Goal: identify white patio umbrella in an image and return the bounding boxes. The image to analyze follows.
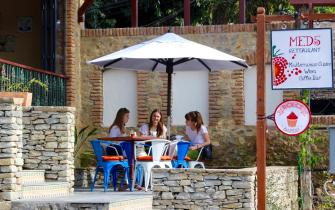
[88,32,248,137]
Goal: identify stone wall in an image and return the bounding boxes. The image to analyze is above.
[152,167,298,210]
[22,106,75,187]
[0,101,23,203]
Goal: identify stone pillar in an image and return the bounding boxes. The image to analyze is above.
[0,99,23,205]
[22,106,75,191]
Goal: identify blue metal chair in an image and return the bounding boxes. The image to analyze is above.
[90,140,130,192]
[172,141,190,168]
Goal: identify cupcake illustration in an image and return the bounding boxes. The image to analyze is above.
[287,112,298,127]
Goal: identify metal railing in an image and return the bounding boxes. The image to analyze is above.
[0,58,67,106]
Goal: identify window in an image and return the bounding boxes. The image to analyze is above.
[244,65,283,126]
[103,70,137,127]
[310,99,335,115]
[172,71,209,125]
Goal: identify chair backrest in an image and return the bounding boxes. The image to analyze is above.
[136,139,170,161]
[91,140,123,163]
[177,141,190,161]
[167,140,179,159]
[120,142,132,159]
[91,140,104,164]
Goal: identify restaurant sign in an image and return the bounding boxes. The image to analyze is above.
[271,28,333,89]
[274,100,311,136]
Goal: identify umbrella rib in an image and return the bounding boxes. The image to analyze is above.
[196,58,212,72]
[173,58,194,65]
[103,58,122,68]
[231,60,249,68]
[151,61,159,71]
[151,59,167,65]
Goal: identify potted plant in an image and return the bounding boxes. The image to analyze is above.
[74,126,100,168]
[0,76,48,106]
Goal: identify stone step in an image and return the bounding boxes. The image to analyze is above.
[22,182,70,199]
[18,170,45,185]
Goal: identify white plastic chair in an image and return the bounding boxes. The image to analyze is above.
[133,139,171,191]
[188,147,205,169]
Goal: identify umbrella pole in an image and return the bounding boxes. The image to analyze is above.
[166,61,173,140]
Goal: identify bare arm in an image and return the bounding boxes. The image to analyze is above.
[189,133,210,150]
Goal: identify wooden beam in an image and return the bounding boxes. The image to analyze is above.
[78,0,95,23]
[239,0,246,23]
[184,0,191,26]
[260,13,335,23]
[301,13,335,21]
[290,0,335,6]
[131,0,138,27]
[256,7,267,210]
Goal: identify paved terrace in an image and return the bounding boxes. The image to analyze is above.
[12,188,153,210]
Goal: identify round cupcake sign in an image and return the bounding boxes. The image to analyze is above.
[274,100,311,136]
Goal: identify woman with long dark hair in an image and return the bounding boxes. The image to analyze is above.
[139,109,167,138]
[109,107,130,137]
[184,111,211,152]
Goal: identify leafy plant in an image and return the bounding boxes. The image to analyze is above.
[297,90,326,210]
[188,149,200,160]
[0,76,48,92]
[74,126,100,158]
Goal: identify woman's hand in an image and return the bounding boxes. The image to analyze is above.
[189,145,198,150]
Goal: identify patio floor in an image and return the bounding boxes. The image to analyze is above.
[12,188,153,210]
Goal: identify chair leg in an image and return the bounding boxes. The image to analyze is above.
[90,167,99,192]
[112,167,117,191]
[125,167,132,191]
[140,166,145,186]
[104,168,110,192]
[132,164,137,191]
[120,170,125,189]
[144,168,151,192]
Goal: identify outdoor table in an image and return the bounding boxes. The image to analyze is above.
[98,136,156,188]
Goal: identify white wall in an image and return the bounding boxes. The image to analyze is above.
[103,70,137,127]
[244,65,283,126]
[172,71,209,125]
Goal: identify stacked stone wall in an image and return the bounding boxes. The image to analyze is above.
[152,166,298,210]
[22,106,75,188]
[0,101,23,205]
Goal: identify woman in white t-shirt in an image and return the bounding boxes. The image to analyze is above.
[185,111,211,150]
[139,109,167,138]
[137,109,167,157]
[109,108,130,137]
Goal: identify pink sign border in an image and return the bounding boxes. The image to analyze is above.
[274,100,312,136]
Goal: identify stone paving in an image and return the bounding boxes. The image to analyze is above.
[12,188,153,210]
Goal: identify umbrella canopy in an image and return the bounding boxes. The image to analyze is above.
[88,32,248,137]
[89,32,248,71]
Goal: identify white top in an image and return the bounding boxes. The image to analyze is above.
[109,125,123,137]
[139,123,167,138]
[185,125,208,145]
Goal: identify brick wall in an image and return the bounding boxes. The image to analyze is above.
[64,0,79,107]
[79,24,258,128]
[77,22,335,167]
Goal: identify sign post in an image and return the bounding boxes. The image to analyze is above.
[256,7,266,210]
